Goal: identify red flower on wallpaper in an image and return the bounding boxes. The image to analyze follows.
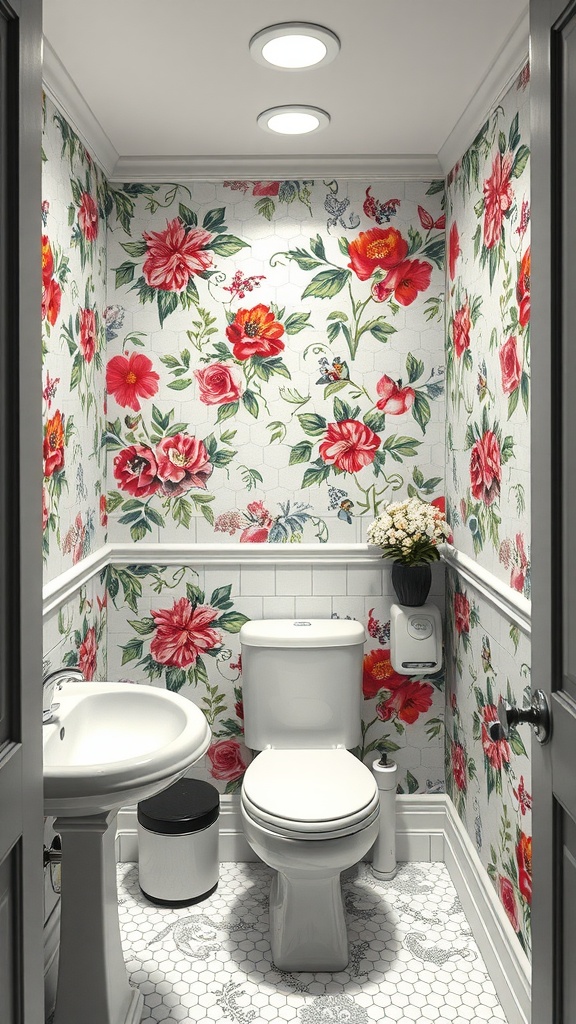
[469,430,501,506]
[42,235,54,287]
[452,299,472,358]
[510,533,529,593]
[483,152,514,249]
[417,206,445,231]
[207,738,249,782]
[513,775,532,816]
[347,226,408,281]
[79,307,97,363]
[362,649,409,699]
[376,679,434,725]
[194,363,243,405]
[99,494,108,528]
[499,335,521,395]
[225,304,285,360]
[142,218,213,292]
[42,277,62,326]
[516,832,532,903]
[371,259,432,306]
[78,626,97,681]
[499,875,519,931]
[448,222,461,281]
[375,374,415,415]
[43,409,65,477]
[150,597,221,669]
[78,191,99,242]
[113,444,161,498]
[106,352,160,411]
[451,741,467,792]
[240,500,273,543]
[517,246,530,328]
[319,419,380,474]
[155,434,213,496]
[481,704,511,769]
[454,591,471,635]
[252,181,280,196]
[42,486,49,531]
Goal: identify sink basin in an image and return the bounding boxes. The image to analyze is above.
[43,680,211,816]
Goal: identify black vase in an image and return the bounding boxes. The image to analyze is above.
[391,562,432,607]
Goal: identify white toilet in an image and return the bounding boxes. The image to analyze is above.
[239,619,380,972]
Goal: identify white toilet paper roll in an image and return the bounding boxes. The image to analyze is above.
[371,757,398,879]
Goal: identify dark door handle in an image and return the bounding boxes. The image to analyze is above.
[488,689,551,745]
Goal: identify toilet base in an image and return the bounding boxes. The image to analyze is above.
[269,870,348,972]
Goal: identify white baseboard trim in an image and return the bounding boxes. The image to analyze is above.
[444,800,531,1024]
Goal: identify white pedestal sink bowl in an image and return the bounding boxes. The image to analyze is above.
[43,677,211,1024]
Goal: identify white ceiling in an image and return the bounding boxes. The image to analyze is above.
[42,0,529,179]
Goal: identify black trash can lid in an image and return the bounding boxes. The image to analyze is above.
[138,778,219,835]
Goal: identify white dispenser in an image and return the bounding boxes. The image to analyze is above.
[390,602,442,674]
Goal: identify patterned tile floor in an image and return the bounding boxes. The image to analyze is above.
[117,861,509,1024]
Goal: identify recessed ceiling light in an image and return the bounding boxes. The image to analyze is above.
[249,23,340,70]
[257,105,330,136]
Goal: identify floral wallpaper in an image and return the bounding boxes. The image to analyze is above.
[444,64,532,955]
[105,178,446,545]
[41,95,108,586]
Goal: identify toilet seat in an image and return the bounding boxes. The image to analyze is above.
[241,748,380,840]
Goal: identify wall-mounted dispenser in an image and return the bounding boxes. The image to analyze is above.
[390,602,442,674]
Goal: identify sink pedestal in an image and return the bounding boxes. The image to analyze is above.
[53,811,143,1024]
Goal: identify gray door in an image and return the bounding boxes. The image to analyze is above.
[531,0,576,1020]
[0,0,43,1021]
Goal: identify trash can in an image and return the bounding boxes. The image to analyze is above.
[137,778,219,906]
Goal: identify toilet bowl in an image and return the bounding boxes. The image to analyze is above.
[240,747,380,971]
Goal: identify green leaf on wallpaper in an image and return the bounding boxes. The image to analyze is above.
[406,353,424,384]
[252,356,290,381]
[380,434,421,462]
[420,236,445,268]
[210,234,249,256]
[309,234,327,261]
[407,226,422,256]
[202,207,226,231]
[114,261,135,288]
[333,396,359,422]
[212,447,236,468]
[284,311,312,335]
[216,400,239,424]
[498,130,507,155]
[267,420,286,444]
[488,246,499,289]
[501,435,515,462]
[327,321,342,343]
[210,585,233,609]
[178,203,198,227]
[106,492,124,514]
[289,440,313,466]
[338,237,350,256]
[165,668,187,693]
[127,617,156,636]
[171,497,192,529]
[120,240,147,258]
[301,462,331,488]
[511,144,530,178]
[509,730,528,757]
[281,248,322,271]
[367,318,396,343]
[406,771,420,794]
[426,179,445,196]
[509,113,521,151]
[323,379,348,399]
[279,386,309,406]
[302,268,350,300]
[255,196,275,221]
[472,224,482,261]
[363,408,386,433]
[217,611,250,634]
[193,496,215,525]
[507,386,520,419]
[412,392,431,434]
[298,412,327,436]
[473,197,485,219]
[242,390,259,418]
[521,370,530,413]
[69,354,82,393]
[157,290,178,326]
[151,405,170,432]
[167,378,193,391]
[120,638,144,665]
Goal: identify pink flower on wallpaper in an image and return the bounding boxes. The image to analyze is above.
[375,374,415,415]
[448,222,460,281]
[42,486,49,532]
[483,151,514,249]
[499,875,519,931]
[150,597,221,669]
[78,191,99,242]
[452,298,471,358]
[142,218,213,292]
[251,181,280,196]
[469,430,501,506]
[194,363,243,405]
[481,704,511,769]
[510,533,529,593]
[43,410,65,478]
[79,307,97,363]
[513,775,532,816]
[99,493,108,528]
[454,591,470,635]
[516,832,532,903]
[240,501,273,543]
[319,419,380,474]
[113,444,161,498]
[499,335,521,394]
[106,352,160,411]
[347,226,408,281]
[371,259,432,306]
[42,277,62,326]
[78,626,97,681]
[517,246,530,328]
[207,738,249,782]
[155,434,213,496]
[42,235,54,287]
[451,741,467,792]
[62,513,87,564]
[376,680,434,725]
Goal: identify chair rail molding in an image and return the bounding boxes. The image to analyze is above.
[440,543,531,636]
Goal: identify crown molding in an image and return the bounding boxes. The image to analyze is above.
[42,37,119,178]
[109,153,443,183]
[438,10,530,175]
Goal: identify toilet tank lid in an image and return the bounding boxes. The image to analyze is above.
[240,619,365,648]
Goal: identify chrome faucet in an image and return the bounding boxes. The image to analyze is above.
[42,668,85,723]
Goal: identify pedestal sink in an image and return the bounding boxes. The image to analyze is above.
[43,679,211,1024]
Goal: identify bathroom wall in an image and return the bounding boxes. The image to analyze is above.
[444,63,532,954]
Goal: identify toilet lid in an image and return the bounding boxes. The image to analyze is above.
[241,749,379,836]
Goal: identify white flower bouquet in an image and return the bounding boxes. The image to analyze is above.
[367,497,450,565]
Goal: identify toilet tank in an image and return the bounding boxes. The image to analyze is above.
[239,619,365,750]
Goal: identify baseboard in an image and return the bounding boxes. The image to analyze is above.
[444,800,531,1024]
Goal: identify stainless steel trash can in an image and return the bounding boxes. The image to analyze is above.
[137,778,219,906]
